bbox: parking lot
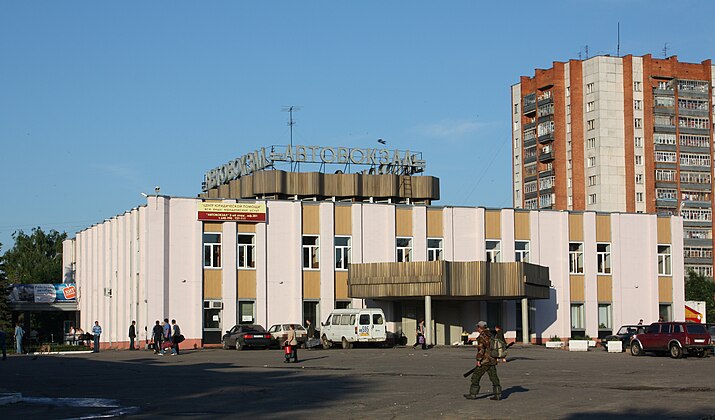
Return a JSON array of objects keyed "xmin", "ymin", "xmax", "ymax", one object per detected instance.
[{"xmin": 1, "ymin": 344, "xmax": 714, "ymax": 419}]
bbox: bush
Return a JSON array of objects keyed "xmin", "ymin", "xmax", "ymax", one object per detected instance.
[{"xmin": 549, "ymin": 335, "xmax": 561, "ymax": 342}]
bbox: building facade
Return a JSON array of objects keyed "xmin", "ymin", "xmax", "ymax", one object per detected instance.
[
  {"xmin": 63, "ymin": 196, "xmax": 684, "ymax": 349},
  {"xmin": 511, "ymin": 54, "xmax": 715, "ymax": 278}
]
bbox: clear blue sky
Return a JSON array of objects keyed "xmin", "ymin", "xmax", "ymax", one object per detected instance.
[{"xmin": 1, "ymin": 0, "xmax": 714, "ymax": 249}]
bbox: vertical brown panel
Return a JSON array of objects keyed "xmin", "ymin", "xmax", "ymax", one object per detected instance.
[
  {"xmin": 595, "ymin": 215, "xmax": 611, "ymax": 242},
  {"xmin": 623, "ymin": 56, "xmax": 636, "ymax": 212},
  {"xmin": 237, "ymin": 270, "xmax": 256, "ymax": 299},
  {"xmin": 569, "ymin": 60, "xmax": 585, "ymax": 210},
  {"xmin": 570, "ymin": 275, "xmax": 585, "ymax": 302},
  {"xmin": 203, "ymin": 269, "xmax": 222, "ymax": 298},
  {"xmin": 396, "ymin": 207, "xmax": 413, "ymax": 237},
  {"xmin": 569, "ymin": 214, "xmax": 584, "ymax": 241},
  {"xmin": 657, "ymin": 217, "xmax": 671, "ymax": 244},
  {"xmin": 426, "ymin": 208, "xmax": 444, "ymax": 237},
  {"xmin": 514, "ymin": 211, "xmax": 530, "ymax": 240},
  {"xmin": 658, "ymin": 276, "xmax": 673, "ymax": 302},
  {"xmin": 302, "ymin": 204, "xmax": 320, "ymax": 235},
  {"xmin": 303, "ymin": 271, "xmax": 321, "ymax": 299},
  {"xmin": 335, "ymin": 205, "xmax": 352, "ymax": 235},
  {"xmin": 597, "ymin": 276, "xmax": 612, "ymax": 302},
  {"xmin": 335, "ymin": 271, "xmax": 349, "ymax": 299},
  {"xmin": 485, "ymin": 210, "xmax": 501, "ymax": 239}
]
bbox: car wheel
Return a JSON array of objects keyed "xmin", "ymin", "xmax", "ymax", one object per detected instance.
[
  {"xmin": 669, "ymin": 343, "xmax": 682, "ymax": 359},
  {"xmin": 222, "ymin": 340, "xmax": 229, "ymax": 350},
  {"xmin": 236, "ymin": 341, "xmax": 244, "ymax": 351},
  {"xmin": 341, "ymin": 337, "xmax": 352, "ymax": 349},
  {"xmin": 321, "ymin": 335, "xmax": 332, "ymax": 350},
  {"xmin": 630, "ymin": 341, "xmax": 643, "ymax": 356},
  {"xmin": 695, "ymin": 349, "xmax": 706, "ymax": 358}
]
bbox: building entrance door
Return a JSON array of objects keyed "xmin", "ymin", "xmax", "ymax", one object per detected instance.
[{"xmin": 203, "ymin": 300, "xmax": 223, "ymax": 344}]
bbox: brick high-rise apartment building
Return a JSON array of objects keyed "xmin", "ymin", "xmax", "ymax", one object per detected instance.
[{"xmin": 511, "ymin": 54, "xmax": 714, "ymax": 278}]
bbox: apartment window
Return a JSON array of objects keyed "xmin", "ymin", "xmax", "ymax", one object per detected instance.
[
  {"xmin": 586, "ymin": 101, "xmax": 595, "ymax": 112},
  {"xmin": 514, "ymin": 137, "xmax": 520, "ymax": 149},
  {"xmin": 238, "ymin": 301, "xmax": 255, "ymax": 324},
  {"xmin": 656, "ymin": 169, "xmax": 676, "ymax": 182},
  {"xmin": 588, "ymin": 175, "xmax": 597, "ymax": 186},
  {"xmin": 566, "ymin": 86, "xmax": 570, "ymax": 97},
  {"xmin": 680, "ymin": 171, "xmax": 711, "ymax": 184},
  {"xmin": 634, "ymin": 99, "xmax": 642, "ymax": 110},
  {"xmin": 679, "ymin": 98, "xmax": 709, "ymax": 111},
  {"xmin": 597, "ymin": 243, "xmax": 611, "ymax": 274},
  {"xmin": 633, "ymin": 81, "xmax": 641, "ymax": 91},
  {"xmin": 655, "ymin": 115, "xmax": 676, "ymax": 127},
  {"xmin": 567, "ymin": 104, "xmax": 571, "ymax": 115},
  {"xmin": 524, "ymin": 181, "xmax": 538, "ymax": 194},
  {"xmin": 685, "ymin": 228, "xmax": 712, "ymax": 240},
  {"xmin": 685, "ymin": 265, "xmax": 714, "ymax": 278},
  {"xmin": 654, "ymin": 151, "xmax": 676, "ymax": 163},
  {"xmin": 335, "ymin": 236, "xmax": 351, "ymax": 270},
  {"xmin": 587, "ymin": 156, "xmax": 596, "ymax": 167},
  {"xmin": 681, "ymin": 208, "xmax": 712, "ymax": 222},
  {"xmin": 682, "ymin": 190, "xmax": 710, "ymax": 202},
  {"xmin": 677, "ymin": 79, "xmax": 708, "ymax": 93},
  {"xmin": 571, "ymin": 303, "xmax": 585, "ymax": 336},
  {"xmin": 302, "ymin": 235, "xmax": 320, "ymax": 269},
  {"xmin": 203, "ymin": 233, "xmax": 222, "ymax": 269},
  {"xmin": 679, "ymin": 116, "xmax": 710, "ymax": 130},
  {"xmin": 680, "ymin": 153, "xmax": 711, "ymax": 167},
  {"xmin": 587, "ymin": 119, "xmax": 595, "ymax": 130},
  {"xmin": 514, "ymin": 155, "xmax": 520, "ymax": 165},
  {"xmin": 525, "ymin": 198, "xmax": 538, "ymax": 209},
  {"xmin": 237, "ymin": 233, "xmax": 256, "ymax": 269},
  {"xmin": 486, "ymin": 240, "xmax": 501, "ymax": 263},
  {"xmin": 635, "ymin": 155, "xmax": 643, "ymax": 165},
  {"xmin": 658, "ymin": 80, "xmax": 671, "ymax": 90},
  {"xmin": 539, "ymin": 194, "xmax": 554, "ymax": 208},
  {"xmin": 654, "ymin": 133, "xmax": 676, "ymax": 145},
  {"xmin": 636, "ymin": 192, "xmax": 644, "ymax": 203},
  {"xmin": 539, "ymin": 176, "xmax": 555, "ymax": 191},
  {"xmin": 598, "ymin": 304, "xmax": 612, "ymax": 331},
  {"xmin": 588, "ymin": 193, "xmax": 597, "ymax": 204},
  {"xmin": 515, "ymin": 241, "xmax": 530, "ymax": 263},
  {"xmin": 634, "ymin": 137, "xmax": 643, "ymax": 147},
  {"xmin": 587, "ymin": 138, "xmax": 596, "ymax": 149},
  {"xmin": 396, "ymin": 237, "xmax": 413, "ymax": 262},
  {"xmin": 538, "ymin": 120, "xmax": 555, "ymax": 136},
  {"xmin": 657, "ymin": 245, "xmax": 672, "ymax": 276},
  {"xmin": 654, "ymin": 96, "xmax": 675, "ymax": 108},
  {"xmin": 586, "ymin": 82, "xmax": 594, "ymax": 94},
  {"xmin": 635, "ymin": 173, "xmax": 643, "ymax": 184},
  {"xmin": 513, "ymin": 121, "xmax": 519, "ymax": 131},
  {"xmin": 427, "ymin": 238, "xmax": 444, "ymax": 261},
  {"xmin": 680, "ymin": 134, "xmax": 709, "ymax": 148},
  {"xmin": 634, "ymin": 118, "xmax": 642, "ymax": 129},
  {"xmin": 569, "ymin": 243, "xmax": 584, "ymax": 274},
  {"xmin": 683, "ymin": 247, "xmax": 713, "ymax": 260},
  {"xmin": 514, "ymin": 103, "xmax": 519, "ymax": 114},
  {"xmin": 656, "ymin": 188, "xmax": 677, "ymax": 200}
]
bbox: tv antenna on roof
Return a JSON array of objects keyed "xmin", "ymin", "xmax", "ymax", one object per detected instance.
[
  {"xmin": 281, "ymin": 105, "xmax": 302, "ymax": 171},
  {"xmin": 662, "ymin": 42, "xmax": 669, "ymax": 58},
  {"xmin": 617, "ymin": 22, "xmax": 620, "ymax": 57}
]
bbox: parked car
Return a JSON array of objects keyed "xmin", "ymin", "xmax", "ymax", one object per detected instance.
[
  {"xmin": 708, "ymin": 324, "xmax": 715, "ymax": 354},
  {"xmin": 222, "ymin": 324, "xmax": 272, "ymax": 350},
  {"xmin": 321, "ymin": 308, "xmax": 387, "ymax": 349},
  {"xmin": 630, "ymin": 322, "xmax": 712, "ymax": 358},
  {"xmin": 601, "ymin": 325, "xmax": 647, "ymax": 351},
  {"xmin": 267, "ymin": 324, "xmax": 308, "ymax": 348}
]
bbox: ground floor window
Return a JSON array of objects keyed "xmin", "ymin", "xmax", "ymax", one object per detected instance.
[
  {"xmin": 238, "ymin": 300, "xmax": 255, "ymax": 324},
  {"xmin": 570, "ymin": 303, "xmax": 585, "ymax": 338},
  {"xmin": 303, "ymin": 300, "xmax": 320, "ymax": 328},
  {"xmin": 335, "ymin": 300, "xmax": 351, "ymax": 309},
  {"xmin": 659, "ymin": 304, "xmax": 672, "ymax": 322},
  {"xmin": 598, "ymin": 304, "xmax": 612, "ymax": 339}
]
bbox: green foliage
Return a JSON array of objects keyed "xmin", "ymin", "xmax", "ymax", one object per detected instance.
[
  {"xmin": 549, "ymin": 335, "xmax": 561, "ymax": 342},
  {"xmin": 0, "ymin": 241, "xmax": 12, "ymax": 332},
  {"xmin": 685, "ymin": 270, "xmax": 715, "ymax": 323},
  {"xmin": 3, "ymin": 228, "xmax": 67, "ymax": 284}
]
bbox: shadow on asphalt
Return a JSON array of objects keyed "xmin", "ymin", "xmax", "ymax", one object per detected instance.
[
  {"xmin": 564, "ymin": 410, "xmax": 715, "ymax": 420},
  {"xmin": 294, "ymin": 356, "xmax": 329, "ymax": 363},
  {"xmin": 501, "ymin": 385, "xmax": 529, "ymax": 400}
]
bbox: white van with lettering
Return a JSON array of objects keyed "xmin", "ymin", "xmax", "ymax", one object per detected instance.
[{"xmin": 320, "ymin": 308, "xmax": 387, "ymax": 349}]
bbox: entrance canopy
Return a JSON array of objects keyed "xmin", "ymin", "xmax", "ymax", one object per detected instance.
[{"xmin": 348, "ymin": 261, "xmax": 551, "ymax": 300}]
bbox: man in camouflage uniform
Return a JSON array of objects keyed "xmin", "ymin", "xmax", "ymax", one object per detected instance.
[{"xmin": 464, "ymin": 321, "xmax": 501, "ymax": 401}]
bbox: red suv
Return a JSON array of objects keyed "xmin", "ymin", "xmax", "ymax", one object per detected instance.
[{"xmin": 630, "ymin": 322, "xmax": 712, "ymax": 358}]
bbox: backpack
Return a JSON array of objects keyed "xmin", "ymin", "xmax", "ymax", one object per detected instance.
[{"xmin": 490, "ymin": 336, "xmax": 506, "ymax": 358}]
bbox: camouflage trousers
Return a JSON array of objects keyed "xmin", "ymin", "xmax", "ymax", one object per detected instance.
[{"xmin": 471, "ymin": 363, "xmax": 500, "ymax": 388}]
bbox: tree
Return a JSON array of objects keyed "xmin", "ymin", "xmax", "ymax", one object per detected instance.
[
  {"xmin": 3, "ymin": 228, "xmax": 67, "ymax": 284},
  {"xmin": 0, "ymin": 242, "xmax": 12, "ymax": 331},
  {"xmin": 684, "ymin": 270, "xmax": 715, "ymax": 323}
]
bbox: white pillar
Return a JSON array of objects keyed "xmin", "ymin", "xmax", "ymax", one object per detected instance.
[
  {"xmin": 425, "ymin": 295, "xmax": 432, "ymax": 346},
  {"xmin": 521, "ymin": 298, "xmax": 529, "ymax": 344}
]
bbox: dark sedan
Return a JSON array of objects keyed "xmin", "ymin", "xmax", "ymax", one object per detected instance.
[
  {"xmin": 601, "ymin": 325, "xmax": 647, "ymax": 351},
  {"xmin": 222, "ymin": 324, "xmax": 272, "ymax": 350}
]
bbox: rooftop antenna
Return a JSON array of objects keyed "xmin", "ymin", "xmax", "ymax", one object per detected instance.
[
  {"xmin": 662, "ymin": 42, "xmax": 668, "ymax": 58},
  {"xmin": 585, "ymin": 45, "xmax": 589, "ymax": 59},
  {"xmin": 281, "ymin": 105, "xmax": 301, "ymax": 171},
  {"xmin": 617, "ymin": 22, "xmax": 620, "ymax": 57}
]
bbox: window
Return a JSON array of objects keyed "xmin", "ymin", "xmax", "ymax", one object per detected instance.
[
  {"xmin": 567, "ymin": 104, "xmax": 571, "ymax": 115},
  {"xmin": 587, "ymin": 156, "xmax": 596, "ymax": 167},
  {"xmin": 302, "ymin": 235, "xmax": 320, "ymax": 269},
  {"xmin": 586, "ymin": 101, "xmax": 595, "ymax": 112},
  {"xmin": 566, "ymin": 86, "xmax": 570, "ymax": 97},
  {"xmin": 588, "ymin": 175, "xmax": 597, "ymax": 186},
  {"xmin": 679, "ymin": 116, "xmax": 710, "ymax": 130},
  {"xmin": 679, "ymin": 134, "xmax": 709, "ymax": 148},
  {"xmin": 525, "ymin": 198, "xmax": 538, "ymax": 209},
  {"xmin": 655, "ymin": 115, "xmax": 675, "ymax": 127},
  {"xmin": 654, "ymin": 152, "xmax": 676, "ymax": 163},
  {"xmin": 635, "ymin": 155, "xmax": 643, "ymax": 165},
  {"xmin": 634, "ymin": 137, "xmax": 643, "ymax": 147},
  {"xmin": 539, "ymin": 176, "xmax": 555, "ymax": 191},
  {"xmin": 427, "ymin": 238, "xmax": 444, "ymax": 261},
  {"xmin": 680, "ymin": 208, "xmax": 711, "ymax": 221},
  {"xmin": 539, "ymin": 194, "xmax": 554, "ymax": 208},
  {"xmin": 683, "ymin": 247, "xmax": 713, "ymax": 259},
  {"xmin": 569, "ymin": 243, "xmax": 584, "ymax": 274},
  {"xmin": 680, "ymin": 171, "xmax": 711, "ymax": 184},
  {"xmin": 635, "ymin": 174, "xmax": 643, "ymax": 184},
  {"xmin": 571, "ymin": 303, "xmax": 585, "ymax": 335},
  {"xmin": 335, "ymin": 300, "xmax": 351, "ymax": 309},
  {"xmin": 524, "ymin": 180, "xmax": 537, "ymax": 194},
  {"xmin": 658, "ymin": 80, "xmax": 671, "ymax": 90},
  {"xmin": 654, "ymin": 133, "xmax": 676, "ymax": 145},
  {"xmin": 515, "ymin": 241, "xmax": 529, "ymax": 262},
  {"xmin": 238, "ymin": 301, "xmax": 255, "ymax": 324},
  {"xmin": 335, "ymin": 236, "xmax": 351, "ymax": 270},
  {"xmin": 237, "ymin": 234, "xmax": 256, "ymax": 269},
  {"xmin": 359, "ymin": 314, "xmax": 370, "ymax": 325},
  {"xmin": 677, "ymin": 79, "xmax": 708, "ymax": 93},
  {"xmin": 597, "ymin": 243, "xmax": 611, "ymax": 274},
  {"xmin": 486, "ymin": 240, "xmax": 501, "ymax": 262},
  {"xmin": 538, "ymin": 120, "xmax": 555, "ymax": 136},
  {"xmin": 658, "ymin": 304, "xmax": 672, "ymax": 322},
  {"xmin": 203, "ymin": 233, "xmax": 222, "ymax": 268},
  {"xmin": 633, "ymin": 81, "xmax": 641, "ymax": 91},
  {"xmin": 396, "ymin": 237, "xmax": 412, "ymax": 262},
  {"xmin": 654, "ymin": 96, "xmax": 675, "ymax": 108},
  {"xmin": 514, "ymin": 103, "xmax": 519, "ymax": 114},
  {"xmin": 634, "ymin": 100, "xmax": 642, "ymax": 110},
  {"xmin": 680, "ymin": 153, "xmax": 711, "ymax": 167},
  {"xmin": 586, "ymin": 82, "xmax": 594, "ymax": 94},
  {"xmin": 588, "ymin": 193, "xmax": 597, "ymax": 204},
  {"xmin": 587, "ymin": 138, "xmax": 596, "ymax": 149},
  {"xmin": 634, "ymin": 118, "xmax": 642, "ymax": 129},
  {"xmin": 636, "ymin": 192, "xmax": 644, "ymax": 202},
  {"xmin": 685, "ymin": 228, "xmax": 711, "ymax": 240},
  {"xmin": 656, "ymin": 188, "xmax": 677, "ymax": 200},
  {"xmin": 657, "ymin": 245, "xmax": 671, "ymax": 276},
  {"xmin": 685, "ymin": 264, "xmax": 713, "ymax": 278},
  {"xmin": 598, "ymin": 304, "xmax": 612, "ymax": 330},
  {"xmin": 656, "ymin": 169, "xmax": 676, "ymax": 182},
  {"xmin": 587, "ymin": 119, "xmax": 595, "ymax": 130},
  {"xmin": 373, "ymin": 314, "xmax": 384, "ymax": 325}
]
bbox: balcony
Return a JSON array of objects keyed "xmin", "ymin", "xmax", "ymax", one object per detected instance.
[
  {"xmin": 523, "ymin": 94, "xmax": 537, "ymax": 115},
  {"xmin": 524, "ymin": 154, "xmax": 537, "ymax": 164},
  {"xmin": 538, "ymin": 151, "xmax": 554, "ymax": 163},
  {"xmin": 679, "ymin": 107, "xmax": 710, "ymax": 118},
  {"xmin": 538, "ymin": 132, "xmax": 554, "ymax": 144}
]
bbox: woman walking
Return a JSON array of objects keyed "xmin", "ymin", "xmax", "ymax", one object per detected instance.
[
  {"xmin": 284, "ymin": 324, "xmax": 299, "ymax": 363},
  {"xmin": 413, "ymin": 319, "xmax": 426, "ymax": 350}
]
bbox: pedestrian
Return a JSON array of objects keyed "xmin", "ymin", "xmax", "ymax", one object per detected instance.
[
  {"xmin": 152, "ymin": 321, "xmax": 163, "ymax": 354},
  {"xmin": 638, "ymin": 319, "xmax": 643, "ymax": 325},
  {"xmin": 160, "ymin": 318, "xmax": 172, "ymax": 355},
  {"xmin": 494, "ymin": 325, "xmax": 507, "ymax": 363},
  {"xmin": 92, "ymin": 321, "xmax": 102, "ymax": 353},
  {"xmin": 284, "ymin": 324, "xmax": 298, "ymax": 363},
  {"xmin": 170, "ymin": 319, "xmax": 181, "ymax": 355},
  {"xmin": 464, "ymin": 321, "xmax": 501, "ymax": 401},
  {"xmin": 129, "ymin": 320, "xmax": 136, "ymax": 350},
  {"xmin": 305, "ymin": 319, "xmax": 315, "ymax": 339},
  {"xmin": 0, "ymin": 329, "xmax": 7, "ymax": 360},
  {"xmin": 413, "ymin": 319, "xmax": 426, "ymax": 350},
  {"xmin": 14, "ymin": 323, "xmax": 24, "ymax": 354}
]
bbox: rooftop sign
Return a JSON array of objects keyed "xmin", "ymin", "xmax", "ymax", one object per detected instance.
[{"xmin": 202, "ymin": 145, "xmax": 426, "ymax": 191}]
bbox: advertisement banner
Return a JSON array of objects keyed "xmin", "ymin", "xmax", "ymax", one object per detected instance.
[
  {"xmin": 8, "ymin": 284, "xmax": 77, "ymax": 303},
  {"xmin": 198, "ymin": 202, "xmax": 266, "ymax": 222}
]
